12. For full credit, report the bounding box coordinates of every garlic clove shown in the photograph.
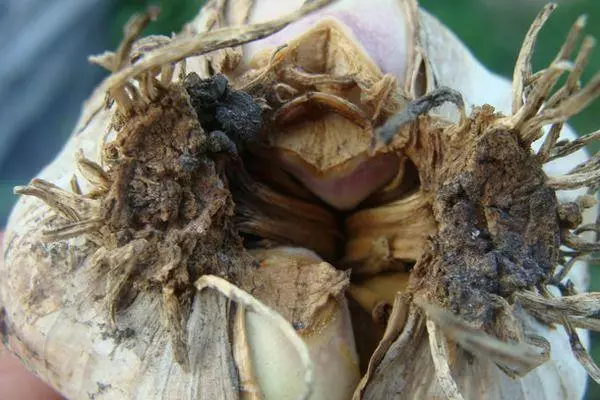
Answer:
[275,150,400,210]
[345,191,437,272]
[248,247,361,400]
[243,0,415,83]
[238,16,409,210]
[245,300,360,400]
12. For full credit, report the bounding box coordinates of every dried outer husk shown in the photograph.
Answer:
[246,247,360,400]
[0,1,363,399]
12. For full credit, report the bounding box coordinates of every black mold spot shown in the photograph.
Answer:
[184,73,262,152]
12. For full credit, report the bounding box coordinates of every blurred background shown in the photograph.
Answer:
[0,0,598,397]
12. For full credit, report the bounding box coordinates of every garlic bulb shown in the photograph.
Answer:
[1,1,599,400]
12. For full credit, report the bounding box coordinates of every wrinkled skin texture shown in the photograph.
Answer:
[0,232,63,400]
[0,343,63,400]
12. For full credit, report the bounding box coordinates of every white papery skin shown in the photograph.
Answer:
[0,1,593,399]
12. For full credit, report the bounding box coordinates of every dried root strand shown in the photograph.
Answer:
[563,232,600,253]
[547,35,595,108]
[14,179,96,222]
[516,291,600,331]
[76,149,112,191]
[426,319,464,400]
[512,60,571,139]
[559,250,600,264]
[376,86,466,145]
[41,218,103,243]
[181,0,252,76]
[98,0,334,97]
[546,170,600,190]
[509,6,600,145]
[516,290,600,318]
[15,152,110,237]
[521,71,600,140]
[554,254,586,283]
[70,174,82,195]
[563,319,600,384]
[536,122,563,163]
[570,150,600,175]
[417,300,549,377]
[574,223,600,235]
[89,8,165,115]
[546,141,600,189]
[519,13,587,116]
[511,3,557,114]
[89,7,159,73]
[117,8,160,67]
[104,239,147,329]
[544,129,600,163]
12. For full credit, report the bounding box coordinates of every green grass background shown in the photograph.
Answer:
[2,0,598,397]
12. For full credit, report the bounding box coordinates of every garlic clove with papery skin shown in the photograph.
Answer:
[240,0,591,208]
[246,247,360,400]
[236,13,412,210]
[242,0,415,84]
[267,143,402,211]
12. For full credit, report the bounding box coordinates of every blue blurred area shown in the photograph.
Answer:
[0,0,206,228]
[0,0,111,228]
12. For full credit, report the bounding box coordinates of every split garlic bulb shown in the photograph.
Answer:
[1,1,599,400]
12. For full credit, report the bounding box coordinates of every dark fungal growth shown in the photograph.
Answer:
[91,81,257,367]
[184,72,263,153]
[411,106,560,327]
